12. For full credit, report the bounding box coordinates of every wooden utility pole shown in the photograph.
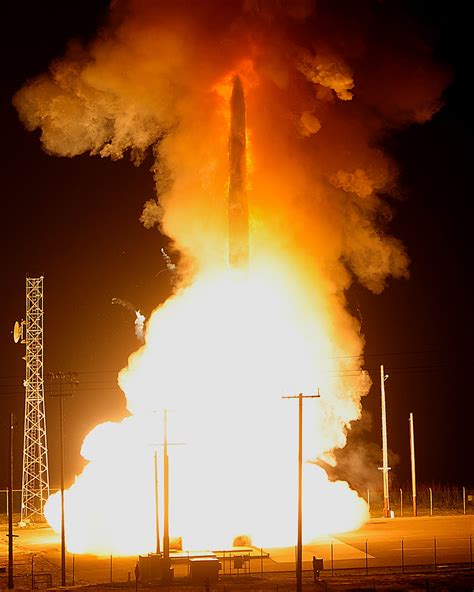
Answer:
[154,449,160,554]
[150,410,183,579]
[162,409,172,583]
[50,372,78,586]
[282,392,320,592]
[379,365,390,518]
[409,412,417,516]
[7,413,15,589]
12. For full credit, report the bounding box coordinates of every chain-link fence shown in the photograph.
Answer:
[1,534,473,589]
[365,485,473,517]
[1,484,472,523]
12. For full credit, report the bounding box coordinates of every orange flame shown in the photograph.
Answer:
[45,263,369,555]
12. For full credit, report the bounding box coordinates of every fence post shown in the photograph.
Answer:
[365,540,368,575]
[260,547,263,579]
[401,538,404,573]
[110,554,113,583]
[331,541,334,576]
[433,537,437,572]
[470,535,472,570]
[463,487,466,515]
[429,487,433,516]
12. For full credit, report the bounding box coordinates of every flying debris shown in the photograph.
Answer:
[228,75,249,269]
[161,248,176,272]
[111,297,135,314]
[112,297,146,342]
[134,310,146,342]
[157,248,177,283]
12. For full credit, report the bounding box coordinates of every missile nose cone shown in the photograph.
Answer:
[231,80,245,143]
[228,74,249,270]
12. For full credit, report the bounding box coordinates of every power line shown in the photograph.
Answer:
[0,353,469,384]
[0,363,464,397]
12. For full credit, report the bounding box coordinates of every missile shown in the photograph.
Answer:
[228,75,249,269]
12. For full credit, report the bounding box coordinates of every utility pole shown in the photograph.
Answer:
[150,410,182,576]
[154,449,160,555]
[409,412,417,517]
[162,409,172,583]
[379,365,391,518]
[282,391,320,592]
[7,412,16,589]
[50,372,78,586]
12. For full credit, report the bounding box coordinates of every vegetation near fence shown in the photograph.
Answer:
[366,483,473,517]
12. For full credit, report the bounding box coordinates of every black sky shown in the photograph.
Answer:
[0,1,472,495]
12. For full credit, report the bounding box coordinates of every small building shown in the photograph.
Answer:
[138,554,163,582]
[189,556,221,584]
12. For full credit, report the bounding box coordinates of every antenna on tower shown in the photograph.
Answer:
[15,276,50,524]
[13,320,25,344]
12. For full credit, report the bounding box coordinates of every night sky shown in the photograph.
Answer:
[0,1,471,497]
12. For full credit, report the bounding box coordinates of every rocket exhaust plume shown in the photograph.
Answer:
[13,0,451,556]
[228,75,249,269]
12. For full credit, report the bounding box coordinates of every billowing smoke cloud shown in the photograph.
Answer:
[319,410,400,494]
[15,0,450,551]
[14,0,449,291]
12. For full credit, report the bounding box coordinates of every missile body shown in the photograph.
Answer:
[228,75,249,269]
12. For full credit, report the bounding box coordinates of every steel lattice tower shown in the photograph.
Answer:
[20,276,50,522]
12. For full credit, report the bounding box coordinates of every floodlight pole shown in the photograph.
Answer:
[59,386,66,586]
[379,365,390,518]
[409,413,417,517]
[282,391,320,592]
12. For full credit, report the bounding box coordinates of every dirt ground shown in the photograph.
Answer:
[2,515,474,591]
[3,569,474,592]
